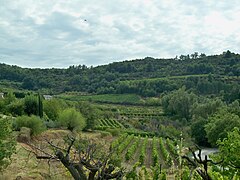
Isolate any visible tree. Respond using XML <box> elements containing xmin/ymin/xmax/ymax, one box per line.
<box><xmin>24</xmin><ymin>95</ymin><xmax>38</xmax><ymax>116</ymax></box>
<box><xmin>58</xmin><ymin>108</ymin><xmax>86</xmax><ymax>131</ymax></box>
<box><xmin>213</xmin><ymin>127</ymin><xmax>240</xmax><ymax>176</ymax></box>
<box><xmin>38</xmin><ymin>93</ymin><xmax>43</xmax><ymax>118</ymax></box>
<box><xmin>191</xmin><ymin>98</ymin><xmax>224</xmax><ymax>119</ymax></box>
<box><xmin>191</xmin><ymin>117</ymin><xmax>209</xmax><ymax>146</ymax></box>
<box><xmin>183</xmin><ymin>147</ymin><xmax>223</xmax><ymax>180</ymax></box>
<box><xmin>6</xmin><ymin>99</ymin><xmax>24</xmax><ymax>116</ymax></box>
<box><xmin>22</xmin><ymin>77</ymin><xmax>36</xmax><ymax>90</ymax></box>
<box><xmin>223</xmin><ymin>50</ymin><xmax>232</xmax><ymax>58</ymax></box>
<box><xmin>0</xmin><ymin>117</ymin><xmax>16</xmax><ymax>171</ymax></box>
<box><xmin>77</xmin><ymin>102</ymin><xmax>102</xmax><ymax>130</ymax></box>
<box><xmin>4</xmin><ymin>91</ymin><xmax>16</xmax><ymax>105</ymax></box>
<box><xmin>205</xmin><ymin>110</ymin><xmax>240</xmax><ymax>146</ymax></box>
<box><xmin>27</xmin><ymin>136</ymin><xmax>124</xmax><ymax>180</ymax></box>
<box><xmin>161</xmin><ymin>87</ymin><xmax>197</xmax><ymax>120</ymax></box>
<box><xmin>199</xmin><ymin>53</ymin><xmax>207</xmax><ymax>58</ymax></box>
<box><xmin>191</xmin><ymin>52</ymin><xmax>198</xmax><ymax>59</ymax></box>
<box><xmin>43</xmin><ymin>99</ymin><xmax>63</xmax><ymax>121</ymax></box>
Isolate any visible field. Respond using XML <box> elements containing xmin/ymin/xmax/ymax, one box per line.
<box><xmin>120</xmin><ymin>74</ymin><xmax>209</xmax><ymax>83</ymax></box>
<box><xmin>111</xmin><ymin>134</ymin><xmax>179</xmax><ymax>169</ymax></box>
<box><xmin>58</xmin><ymin>93</ymin><xmax>143</xmax><ymax>105</ymax></box>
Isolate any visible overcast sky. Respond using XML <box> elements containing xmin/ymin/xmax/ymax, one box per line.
<box><xmin>0</xmin><ymin>0</ymin><xmax>240</xmax><ymax>68</ymax></box>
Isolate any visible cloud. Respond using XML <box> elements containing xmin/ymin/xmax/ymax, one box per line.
<box><xmin>0</xmin><ymin>0</ymin><xmax>240</xmax><ymax>68</ymax></box>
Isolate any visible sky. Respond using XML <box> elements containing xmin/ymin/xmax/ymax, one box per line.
<box><xmin>0</xmin><ymin>0</ymin><xmax>240</xmax><ymax>68</ymax></box>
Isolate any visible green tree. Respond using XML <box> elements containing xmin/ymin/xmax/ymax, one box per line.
<box><xmin>58</xmin><ymin>108</ymin><xmax>86</xmax><ymax>131</ymax></box>
<box><xmin>161</xmin><ymin>87</ymin><xmax>197</xmax><ymax>120</ymax></box>
<box><xmin>191</xmin><ymin>98</ymin><xmax>224</xmax><ymax>119</ymax></box>
<box><xmin>38</xmin><ymin>93</ymin><xmax>43</xmax><ymax>118</ymax></box>
<box><xmin>6</xmin><ymin>99</ymin><xmax>24</xmax><ymax>116</ymax></box>
<box><xmin>205</xmin><ymin>110</ymin><xmax>240</xmax><ymax>146</ymax></box>
<box><xmin>228</xmin><ymin>100</ymin><xmax>240</xmax><ymax>116</ymax></box>
<box><xmin>24</xmin><ymin>95</ymin><xmax>38</xmax><ymax>116</ymax></box>
<box><xmin>191</xmin><ymin>117</ymin><xmax>209</xmax><ymax>146</ymax></box>
<box><xmin>4</xmin><ymin>91</ymin><xmax>16</xmax><ymax>105</ymax></box>
<box><xmin>22</xmin><ymin>77</ymin><xmax>36</xmax><ymax>90</ymax></box>
<box><xmin>43</xmin><ymin>99</ymin><xmax>62</xmax><ymax>121</ymax></box>
<box><xmin>213</xmin><ymin>127</ymin><xmax>240</xmax><ymax>177</ymax></box>
<box><xmin>77</xmin><ymin>102</ymin><xmax>101</xmax><ymax>130</ymax></box>
<box><xmin>0</xmin><ymin>117</ymin><xmax>16</xmax><ymax>171</ymax></box>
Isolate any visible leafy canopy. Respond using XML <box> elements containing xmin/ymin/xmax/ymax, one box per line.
<box><xmin>58</xmin><ymin>108</ymin><xmax>86</xmax><ymax>131</ymax></box>
<box><xmin>205</xmin><ymin>110</ymin><xmax>240</xmax><ymax>146</ymax></box>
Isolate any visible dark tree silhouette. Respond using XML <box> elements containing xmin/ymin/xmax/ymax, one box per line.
<box><xmin>27</xmin><ymin>136</ymin><xmax>124</xmax><ymax>180</ymax></box>
<box><xmin>182</xmin><ymin>146</ymin><xmax>223</xmax><ymax>180</ymax></box>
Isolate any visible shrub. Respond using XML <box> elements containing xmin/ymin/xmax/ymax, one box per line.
<box><xmin>106</xmin><ymin>128</ymin><xmax>121</xmax><ymax>136</ymax></box>
<box><xmin>14</xmin><ymin>115</ymin><xmax>46</xmax><ymax>136</ymax></box>
<box><xmin>43</xmin><ymin>99</ymin><xmax>62</xmax><ymax>121</ymax></box>
<box><xmin>58</xmin><ymin>108</ymin><xmax>86</xmax><ymax>131</ymax></box>
<box><xmin>6</xmin><ymin>100</ymin><xmax>24</xmax><ymax>116</ymax></box>
<box><xmin>100</xmin><ymin>131</ymin><xmax>111</xmax><ymax>138</ymax></box>
<box><xmin>44</xmin><ymin>119</ymin><xmax>57</xmax><ymax>128</ymax></box>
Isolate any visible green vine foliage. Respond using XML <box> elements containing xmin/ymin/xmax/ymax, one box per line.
<box><xmin>0</xmin><ymin>117</ymin><xmax>16</xmax><ymax>171</ymax></box>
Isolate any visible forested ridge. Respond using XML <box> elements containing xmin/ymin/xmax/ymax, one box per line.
<box><xmin>1</xmin><ymin>51</ymin><xmax>239</xmax><ymax>99</ymax></box>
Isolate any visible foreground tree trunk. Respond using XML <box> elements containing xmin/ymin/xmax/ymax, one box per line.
<box><xmin>28</xmin><ymin>136</ymin><xmax>123</xmax><ymax>180</ymax></box>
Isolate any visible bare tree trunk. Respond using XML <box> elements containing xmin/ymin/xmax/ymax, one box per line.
<box><xmin>56</xmin><ymin>150</ymin><xmax>84</xmax><ymax>180</ymax></box>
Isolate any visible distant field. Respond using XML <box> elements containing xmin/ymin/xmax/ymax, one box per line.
<box><xmin>120</xmin><ymin>74</ymin><xmax>209</xmax><ymax>83</ymax></box>
<box><xmin>58</xmin><ymin>93</ymin><xmax>143</xmax><ymax>105</ymax></box>
<box><xmin>121</xmin><ymin>74</ymin><xmax>240</xmax><ymax>84</ymax></box>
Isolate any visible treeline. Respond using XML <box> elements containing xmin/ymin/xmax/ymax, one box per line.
<box><xmin>0</xmin><ymin>92</ymin><xmax>113</xmax><ymax>135</ymax></box>
<box><xmin>0</xmin><ymin>51</ymin><xmax>240</xmax><ymax>97</ymax></box>
<box><xmin>160</xmin><ymin>87</ymin><xmax>240</xmax><ymax>147</ymax></box>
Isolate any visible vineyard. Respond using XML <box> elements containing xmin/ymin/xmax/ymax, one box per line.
<box><xmin>111</xmin><ymin>134</ymin><xmax>179</xmax><ymax>170</ymax></box>
<box><xmin>95</xmin><ymin>118</ymin><xmax>124</xmax><ymax>130</ymax></box>
<box><xmin>58</xmin><ymin>93</ymin><xmax>143</xmax><ymax>105</ymax></box>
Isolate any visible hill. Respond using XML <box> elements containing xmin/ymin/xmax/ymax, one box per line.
<box><xmin>0</xmin><ymin>51</ymin><xmax>239</xmax><ymax>100</ymax></box>
<box><xmin>0</xmin><ymin>51</ymin><xmax>240</xmax><ymax>179</ymax></box>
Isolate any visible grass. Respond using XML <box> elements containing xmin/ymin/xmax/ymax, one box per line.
<box><xmin>2</xmin><ymin>143</ymin><xmax>72</xmax><ymax>180</ymax></box>
<box><xmin>2</xmin><ymin>129</ymin><xmax>73</xmax><ymax>180</ymax></box>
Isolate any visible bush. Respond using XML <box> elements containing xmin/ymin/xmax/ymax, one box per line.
<box><xmin>14</xmin><ymin>115</ymin><xmax>46</xmax><ymax>136</ymax></box>
<box><xmin>43</xmin><ymin>99</ymin><xmax>63</xmax><ymax>121</ymax></box>
<box><xmin>106</xmin><ymin>128</ymin><xmax>121</xmax><ymax>136</ymax></box>
<box><xmin>6</xmin><ymin>100</ymin><xmax>24</xmax><ymax>116</ymax></box>
<box><xmin>44</xmin><ymin>119</ymin><xmax>57</xmax><ymax>128</ymax></box>
<box><xmin>58</xmin><ymin>108</ymin><xmax>86</xmax><ymax>131</ymax></box>
<box><xmin>100</xmin><ymin>131</ymin><xmax>111</xmax><ymax>138</ymax></box>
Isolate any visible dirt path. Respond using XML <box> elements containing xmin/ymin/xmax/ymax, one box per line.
<box><xmin>128</xmin><ymin>137</ymin><xmax>143</xmax><ymax>165</ymax></box>
<box><xmin>144</xmin><ymin>138</ymin><xmax>153</xmax><ymax>168</ymax></box>
<box><xmin>120</xmin><ymin>137</ymin><xmax>136</xmax><ymax>160</ymax></box>
<box><xmin>157</xmin><ymin>140</ymin><xmax>167</xmax><ymax>169</ymax></box>
<box><xmin>165</xmin><ymin>143</ymin><xmax>179</xmax><ymax>167</ymax></box>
